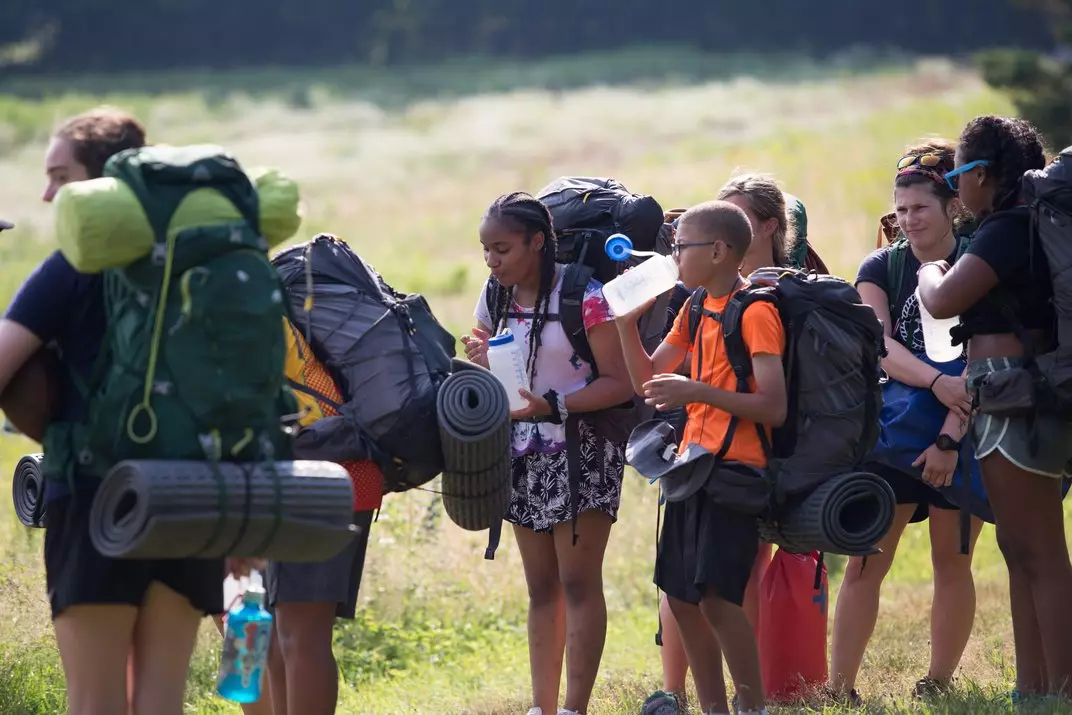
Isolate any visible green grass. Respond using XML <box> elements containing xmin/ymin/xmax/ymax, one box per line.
<box><xmin>1</xmin><ymin>49</ymin><xmax>1068</xmax><ymax>713</ymax></box>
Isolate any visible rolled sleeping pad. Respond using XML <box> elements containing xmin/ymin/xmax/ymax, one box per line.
<box><xmin>436</xmin><ymin>359</ymin><xmax>512</xmax><ymax>531</ymax></box>
<box><xmin>54</xmin><ymin>166</ymin><xmax>303</xmax><ymax>273</ymax></box>
<box><xmin>12</xmin><ymin>453</ymin><xmax>46</xmax><ymax>528</ymax></box>
<box><xmin>88</xmin><ymin>460</ymin><xmax>356</xmax><ymax>562</ymax></box>
<box><xmin>758</xmin><ymin>471</ymin><xmax>896</xmax><ymax>556</ymax></box>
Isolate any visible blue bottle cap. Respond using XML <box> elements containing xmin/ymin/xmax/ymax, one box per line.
<box><xmin>605</xmin><ymin>233</ymin><xmax>633</xmax><ymax>262</ymax></box>
<box><xmin>488</xmin><ymin>330</ymin><xmax>515</xmax><ymax>346</ymax></box>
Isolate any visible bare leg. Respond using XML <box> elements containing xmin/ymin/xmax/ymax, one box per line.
<box><xmin>514</xmin><ymin>524</ymin><xmax>566</xmax><ymax>713</ymax></box>
<box><xmin>700</xmin><ymin>593</ymin><xmax>763</xmax><ymax>713</ymax></box>
<box><xmin>926</xmin><ymin>509</ymin><xmax>983</xmax><ymax>684</ymax></box>
<box><xmin>54</xmin><ymin>604</ymin><xmax>137</xmax><ymax>715</ymax></box>
<box><xmin>827</xmin><ymin>505</ymin><xmax>914</xmax><ymax>694</ymax></box>
<box><xmin>274</xmin><ymin>603</ymin><xmax>340</xmax><ymax>715</ymax></box>
<box><xmin>129</xmin><ymin>582</ymin><xmax>202</xmax><ymax>715</ymax></box>
<box><xmin>555</xmin><ymin>512</ymin><xmax>614</xmax><ymax>714</ymax></box>
<box><xmin>667</xmin><ymin>596</ymin><xmax>727</xmax><ymax>714</ymax></box>
<box><xmin>658</xmin><ymin>594</ymin><xmax>690</xmax><ymax>696</ymax></box>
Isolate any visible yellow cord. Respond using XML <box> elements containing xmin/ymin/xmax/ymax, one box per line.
<box><xmin>127</xmin><ymin>229</ymin><xmax>178</xmax><ymax>444</ymax></box>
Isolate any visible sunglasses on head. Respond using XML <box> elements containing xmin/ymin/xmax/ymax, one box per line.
<box><xmin>897</xmin><ymin>153</ymin><xmax>949</xmax><ymax>171</ymax></box>
<box><xmin>942</xmin><ymin>159</ymin><xmax>991</xmax><ymax>192</ymax></box>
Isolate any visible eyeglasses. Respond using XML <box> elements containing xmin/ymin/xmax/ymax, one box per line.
<box><xmin>672</xmin><ymin>240</ymin><xmax>718</xmax><ymax>258</ymax></box>
<box><xmin>897</xmin><ymin>153</ymin><xmax>948</xmax><ymax>171</ymax></box>
<box><xmin>943</xmin><ymin>160</ymin><xmax>991</xmax><ymax>192</ymax></box>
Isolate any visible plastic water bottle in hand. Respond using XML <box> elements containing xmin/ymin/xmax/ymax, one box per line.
<box><xmin>601</xmin><ymin>233</ymin><xmax>679</xmax><ymax>317</ymax></box>
<box><xmin>487</xmin><ymin>329</ymin><xmax>529</xmax><ymax>412</ymax></box>
<box><xmin>217</xmin><ymin>570</ymin><xmax>272</xmax><ymax>704</ymax></box>
<box><xmin>915</xmin><ymin>287</ymin><xmax>962</xmax><ymax>363</ymax></box>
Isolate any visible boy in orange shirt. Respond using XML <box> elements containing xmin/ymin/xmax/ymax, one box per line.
<box><xmin>617</xmin><ymin>200</ymin><xmax>786</xmax><ymax>715</ymax></box>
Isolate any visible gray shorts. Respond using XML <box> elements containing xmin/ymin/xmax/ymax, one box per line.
<box><xmin>968</xmin><ymin>357</ymin><xmax>1072</xmax><ymax>479</ymax></box>
<box><xmin>266</xmin><ymin>510</ymin><xmax>375</xmax><ymax>619</ymax></box>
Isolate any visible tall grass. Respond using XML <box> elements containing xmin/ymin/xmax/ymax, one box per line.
<box><xmin>0</xmin><ymin>50</ymin><xmax>1066</xmax><ymax>713</ymax></box>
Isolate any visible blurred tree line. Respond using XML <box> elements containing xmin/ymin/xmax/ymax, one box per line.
<box><xmin>0</xmin><ymin>0</ymin><xmax>1052</xmax><ymax>74</ymax></box>
<box><xmin>979</xmin><ymin>0</ymin><xmax>1072</xmax><ymax>149</ymax></box>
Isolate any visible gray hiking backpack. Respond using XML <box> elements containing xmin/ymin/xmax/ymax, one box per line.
<box><xmin>1021</xmin><ymin>147</ymin><xmax>1072</xmax><ymax>415</ymax></box>
<box><xmin>684</xmin><ymin>268</ymin><xmax>887</xmax><ymax>510</ymax></box>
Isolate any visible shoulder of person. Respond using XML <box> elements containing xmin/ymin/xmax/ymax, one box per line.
<box><xmin>975</xmin><ymin>206</ymin><xmax>1030</xmax><ymax>237</ymax></box>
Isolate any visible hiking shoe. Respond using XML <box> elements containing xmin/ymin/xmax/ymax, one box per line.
<box><xmin>526</xmin><ymin>709</ymin><xmax>543</xmax><ymax>715</ymax></box>
<box><xmin>912</xmin><ymin>676</ymin><xmax>950</xmax><ymax>699</ymax></box>
<box><xmin>641</xmin><ymin>689</ymin><xmax>686</xmax><ymax>714</ymax></box>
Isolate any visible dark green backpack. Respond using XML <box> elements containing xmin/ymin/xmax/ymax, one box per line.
<box><xmin>45</xmin><ymin>145</ymin><xmax>294</xmax><ymax>484</ymax></box>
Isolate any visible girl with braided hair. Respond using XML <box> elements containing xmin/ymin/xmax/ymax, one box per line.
<box><xmin>918</xmin><ymin>116</ymin><xmax>1072</xmax><ymax>701</ymax></box>
<box><xmin>463</xmin><ymin>191</ymin><xmax>634</xmax><ymax>715</ymax></box>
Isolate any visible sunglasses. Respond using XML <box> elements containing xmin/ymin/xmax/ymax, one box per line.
<box><xmin>897</xmin><ymin>153</ymin><xmax>948</xmax><ymax>171</ymax></box>
<box><xmin>943</xmin><ymin>160</ymin><xmax>991</xmax><ymax>192</ymax></box>
<box><xmin>671</xmin><ymin>240</ymin><xmax>720</xmax><ymax>258</ymax></box>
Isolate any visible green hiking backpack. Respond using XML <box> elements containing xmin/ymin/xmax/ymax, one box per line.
<box><xmin>45</xmin><ymin>145</ymin><xmax>295</xmax><ymax>484</ymax></box>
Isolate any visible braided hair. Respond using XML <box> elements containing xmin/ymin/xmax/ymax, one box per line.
<box><xmin>486</xmin><ymin>192</ymin><xmax>558</xmax><ymax>383</ymax></box>
<box><xmin>958</xmin><ymin>116</ymin><xmax>1046</xmax><ymax>213</ymax></box>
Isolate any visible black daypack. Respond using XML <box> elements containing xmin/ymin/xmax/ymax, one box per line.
<box><xmin>272</xmin><ymin>233</ymin><xmax>457</xmax><ymax>494</ymax></box>
<box><xmin>1021</xmin><ymin>147</ymin><xmax>1072</xmax><ymax>415</ymax></box>
<box><xmin>685</xmin><ymin>268</ymin><xmax>886</xmax><ymax>509</ymax></box>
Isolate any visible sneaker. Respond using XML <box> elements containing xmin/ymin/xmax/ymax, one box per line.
<box><xmin>557</xmin><ymin>711</ymin><xmax>581</xmax><ymax>715</ymax></box>
<box><xmin>912</xmin><ymin>676</ymin><xmax>950</xmax><ymax>699</ymax></box>
<box><xmin>641</xmin><ymin>690</ymin><xmax>686</xmax><ymax>714</ymax></box>
<box><xmin>526</xmin><ymin>709</ymin><xmax>543</xmax><ymax>715</ymax></box>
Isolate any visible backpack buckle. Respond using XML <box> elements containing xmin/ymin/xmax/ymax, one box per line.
<box><xmin>151</xmin><ymin>244</ymin><xmax>167</xmax><ymax>265</ymax></box>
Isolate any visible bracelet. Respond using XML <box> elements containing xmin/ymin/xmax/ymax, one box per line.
<box><xmin>928</xmin><ymin>372</ymin><xmax>943</xmax><ymax>393</ymax></box>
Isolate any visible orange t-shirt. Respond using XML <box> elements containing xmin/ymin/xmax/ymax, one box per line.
<box><xmin>664</xmin><ymin>284</ymin><xmax>785</xmax><ymax>468</ymax></box>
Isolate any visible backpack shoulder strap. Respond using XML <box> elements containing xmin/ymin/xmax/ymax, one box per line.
<box><xmin>559</xmin><ymin>262</ymin><xmax>596</xmax><ymax>369</ymax></box>
<box><xmin>484</xmin><ymin>277</ymin><xmax>500</xmax><ymax>330</ymax></box>
<box><xmin>686</xmin><ymin>287</ymin><xmax>709</xmax><ymax>344</ymax></box>
<box><xmin>885</xmin><ymin>237</ymin><xmax>909</xmax><ymax>317</ymax></box>
<box><xmin>954</xmin><ymin>232</ymin><xmax>972</xmax><ymax>261</ymax></box>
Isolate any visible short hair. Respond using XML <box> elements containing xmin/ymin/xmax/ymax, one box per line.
<box><xmin>54</xmin><ymin>106</ymin><xmax>148</xmax><ymax>179</ymax></box>
<box><xmin>678</xmin><ymin>200</ymin><xmax>753</xmax><ymax>259</ymax></box>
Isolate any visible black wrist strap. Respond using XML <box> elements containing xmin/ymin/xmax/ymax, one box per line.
<box><xmin>928</xmin><ymin>372</ymin><xmax>942</xmax><ymax>393</ymax></box>
<box><xmin>544</xmin><ymin>389</ymin><xmax>562</xmax><ymax>425</ymax></box>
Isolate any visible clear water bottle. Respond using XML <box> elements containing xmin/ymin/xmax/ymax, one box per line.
<box><xmin>217</xmin><ymin>570</ymin><xmax>272</xmax><ymax>704</ymax></box>
<box><xmin>915</xmin><ymin>287</ymin><xmax>962</xmax><ymax>363</ymax></box>
<box><xmin>487</xmin><ymin>329</ymin><xmax>529</xmax><ymax>412</ymax></box>
<box><xmin>602</xmin><ymin>233</ymin><xmax>680</xmax><ymax>318</ymax></box>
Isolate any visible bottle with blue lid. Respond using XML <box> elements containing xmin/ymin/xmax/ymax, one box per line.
<box><xmin>487</xmin><ymin>329</ymin><xmax>529</xmax><ymax>412</ymax></box>
<box><xmin>602</xmin><ymin>233</ymin><xmax>680</xmax><ymax>317</ymax></box>
<box><xmin>217</xmin><ymin>570</ymin><xmax>273</xmax><ymax>704</ymax></box>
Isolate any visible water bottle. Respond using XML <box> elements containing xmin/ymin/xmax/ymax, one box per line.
<box><xmin>915</xmin><ymin>287</ymin><xmax>962</xmax><ymax>363</ymax></box>
<box><xmin>217</xmin><ymin>570</ymin><xmax>272</xmax><ymax>704</ymax></box>
<box><xmin>601</xmin><ymin>233</ymin><xmax>680</xmax><ymax>318</ymax></box>
<box><xmin>487</xmin><ymin>329</ymin><xmax>529</xmax><ymax>412</ymax></box>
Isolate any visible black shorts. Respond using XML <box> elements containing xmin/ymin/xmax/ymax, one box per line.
<box><xmin>654</xmin><ymin>493</ymin><xmax>758</xmax><ymax>607</ymax></box>
<box><xmin>266</xmin><ymin>510</ymin><xmax>374</xmax><ymax>620</ymax></box>
<box><xmin>865</xmin><ymin>462</ymin><xmax>957</xmax><ymax>523</ymax></box>
<box><xmin>44</xmin><ymin>493</ymin><xmax>225</xmax><ymax>620</ymax></box>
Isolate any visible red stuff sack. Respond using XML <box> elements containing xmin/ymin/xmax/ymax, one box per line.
<box><xmin>759</xmin><ymin>548</ymin><xmax>828</xmax><ymax>702</ymax></box>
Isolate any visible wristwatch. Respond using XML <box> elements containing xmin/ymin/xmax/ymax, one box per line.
<box><xmin>935</xmin><ymin>434</ymin><xmax>961</xmax><ymax>452</ymax></box>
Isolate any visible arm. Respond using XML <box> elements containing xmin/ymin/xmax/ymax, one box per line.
<box><xmin>686</xmin><ymin>352</ymin><xmax>787</xmax><ymax>427</ymax></box>
<box><xmin>616</xmin><ymin>312</ymin><xmax>688</xmax><ymax>395</ymax></box>
<box><xmin>857</xmin><ymin>281</ymin><xmax>944</xmax><ymax>389</ymax></box>
<box><xmin>918</xmin><ymin>254</ymin><xmax>999</xmax><ymax>320</ymax></box>
<box><xmin>0</xmin><ymin>321</ymin><xmax>45</xmax><ymax>398</ymax></box>
<box><xmin>564</xmin><ymin>321</ymin><xmax>637</xmax><ymax>413</ymax></box>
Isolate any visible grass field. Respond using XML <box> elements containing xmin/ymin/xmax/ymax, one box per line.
<box><xmin>0</xmin><ymin>48</ymin><xmax>1070</xmax><ymax>714</ymax></box>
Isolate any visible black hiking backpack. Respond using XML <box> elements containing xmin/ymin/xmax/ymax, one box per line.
<box><xmin>272</xmin><ymin>233</ymin><xmax>457</xmax><ymax>494</ymax></box>
<box><xmin>1021</xmin><ymin>147</ymin><xmax>1072</xmax><ymax>416</ymax></box>
<box><xmin>684</xmin><ymin>268</ymin><xmax>886</xmax><ymax>509</ymax></box>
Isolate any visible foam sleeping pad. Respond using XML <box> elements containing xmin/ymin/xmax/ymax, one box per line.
<box><xmin>88</xmin><ymin>460</ymin><xmax>356</xmax><ymax>561</ymax></box>
<box><xmin>436</xmin><ymin>360</ymin><xmax>512</xmax><ymax>531</ymax></box>
<box><xmin>54</xmin><ymin>166</ymin><xmax>302</xmax><ymax>273</ymax></box>
<box><xmin>758</xmin><ymin>471</ymin><xmax>896</xmax><ymax>556</ymax></box>
<box><xmin>12</xmin><ymin>453</ymin><xmax>46</xmax><ymax>528</ymax></box>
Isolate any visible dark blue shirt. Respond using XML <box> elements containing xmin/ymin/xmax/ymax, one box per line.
<box><xmin>5</xmin><ymin>251</ymin><xmax>105</xmax><ymax>500</ymax></box>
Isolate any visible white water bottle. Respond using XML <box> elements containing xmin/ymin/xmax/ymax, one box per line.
<box><xmin>601</xmin><ymin>233</ymin><xmax>680</xmax><ymax>318</ymax></box>
<box><xmin>915</xmin><ymin>287</ymin><xmax>962</xmax><ymax>363</ymax></box>
<box><xmin>487</xmin><ymin>329</ymin><xmax>529</xmax><ymax>412</ymax></box>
